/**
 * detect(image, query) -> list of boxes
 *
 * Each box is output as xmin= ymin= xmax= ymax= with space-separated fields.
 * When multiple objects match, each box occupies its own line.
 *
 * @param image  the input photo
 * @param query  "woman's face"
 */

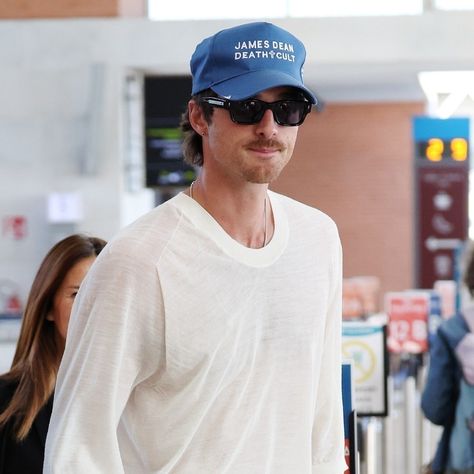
xmin=50 ymin=256 xmax=96 ymax=341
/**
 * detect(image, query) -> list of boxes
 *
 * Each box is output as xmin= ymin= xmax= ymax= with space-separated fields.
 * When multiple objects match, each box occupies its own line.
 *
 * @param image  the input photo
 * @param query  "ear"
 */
xmin=188 ymin=100 xmax=208 ymax=136
xmin=46 ymin=313 xmax=54 ymax=321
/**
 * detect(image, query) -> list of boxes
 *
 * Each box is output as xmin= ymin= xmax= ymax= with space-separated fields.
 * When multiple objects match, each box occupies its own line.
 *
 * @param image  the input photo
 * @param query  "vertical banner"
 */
xmin=413 ymin=117 xmax=469 ymax=289
xmin=342 ymin=362 xmax=359 ymax=473
xmin=342 ymin=361 xmax=353 ymax=474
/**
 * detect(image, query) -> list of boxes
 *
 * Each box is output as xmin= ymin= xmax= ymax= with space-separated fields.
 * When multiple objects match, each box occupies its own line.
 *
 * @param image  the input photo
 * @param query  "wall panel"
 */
xmin=272 ymin=102 xmax=425 ymax=302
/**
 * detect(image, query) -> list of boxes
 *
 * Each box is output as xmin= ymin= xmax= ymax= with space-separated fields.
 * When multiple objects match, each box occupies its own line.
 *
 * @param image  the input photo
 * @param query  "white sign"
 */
xmin=342 ymin=322 xmax=388 ymax=416
xmin=47 ymin=192 xmax=84 ymax=223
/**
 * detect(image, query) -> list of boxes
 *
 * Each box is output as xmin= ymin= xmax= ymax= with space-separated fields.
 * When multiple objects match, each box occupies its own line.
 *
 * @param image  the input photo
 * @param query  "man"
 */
xmin=44 ymin=21 xmax=346 ymax=473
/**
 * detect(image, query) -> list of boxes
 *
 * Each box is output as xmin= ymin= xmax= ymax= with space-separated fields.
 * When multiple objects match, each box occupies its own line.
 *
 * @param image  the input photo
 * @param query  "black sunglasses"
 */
xmin=199 ymin=97 xmax=312 ymax=126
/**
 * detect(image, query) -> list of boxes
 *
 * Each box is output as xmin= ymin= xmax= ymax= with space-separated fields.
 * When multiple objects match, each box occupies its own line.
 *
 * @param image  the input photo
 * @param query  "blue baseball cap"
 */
xmin=190 ymin=22 xmax=318 ymax=105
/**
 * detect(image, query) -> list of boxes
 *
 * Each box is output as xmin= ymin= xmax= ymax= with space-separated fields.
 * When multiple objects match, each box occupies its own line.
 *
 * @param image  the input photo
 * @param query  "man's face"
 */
xmin=202 ymin=86 xmax=301 ymax=185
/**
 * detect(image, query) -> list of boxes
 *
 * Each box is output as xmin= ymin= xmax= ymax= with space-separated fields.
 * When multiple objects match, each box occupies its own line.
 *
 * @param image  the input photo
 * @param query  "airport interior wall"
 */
xmin=1 ymin=9 xmax=473 ymax=306
xmin=273 ymin=101 xmax=424 ymax=299
xmin=1 ymin=6 xmax=474 ymax=474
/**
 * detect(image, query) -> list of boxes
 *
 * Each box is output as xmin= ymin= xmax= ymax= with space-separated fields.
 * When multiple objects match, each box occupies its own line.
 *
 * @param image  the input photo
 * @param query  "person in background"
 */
xmin=45 ymin=22 xmax=346 ymax=473
xmin=0 ymin=234 xmax=106 ymax=473
xmin=421 ymin=246 xmax=474 ymax=474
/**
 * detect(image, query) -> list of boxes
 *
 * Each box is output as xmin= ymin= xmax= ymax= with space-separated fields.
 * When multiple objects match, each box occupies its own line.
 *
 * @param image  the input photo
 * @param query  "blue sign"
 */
xmin=413 ymin=117 xmax=470 ymax=141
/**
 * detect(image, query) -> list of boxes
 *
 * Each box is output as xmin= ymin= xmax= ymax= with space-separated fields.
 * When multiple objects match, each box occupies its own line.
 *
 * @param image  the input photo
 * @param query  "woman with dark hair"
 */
xmin=0 ymin=233 xmax=106 ymax=473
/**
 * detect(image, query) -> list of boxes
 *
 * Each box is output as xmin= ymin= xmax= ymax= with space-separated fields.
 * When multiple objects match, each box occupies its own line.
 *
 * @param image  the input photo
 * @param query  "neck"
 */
xmin=189 ymin=178 xmax=272 ymax=249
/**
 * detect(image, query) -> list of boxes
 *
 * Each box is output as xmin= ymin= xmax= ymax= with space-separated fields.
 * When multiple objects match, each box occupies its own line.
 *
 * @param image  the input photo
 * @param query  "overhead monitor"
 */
xmin=144 ymin=75 xmax=197 ymax=187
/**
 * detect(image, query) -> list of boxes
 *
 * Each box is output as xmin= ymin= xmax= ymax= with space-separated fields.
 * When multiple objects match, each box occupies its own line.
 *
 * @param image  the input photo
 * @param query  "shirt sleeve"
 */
xmin=312 ymin=232 xmax=347 ymax=474
xmin=44 ymin=242 xmax=165 ymax=473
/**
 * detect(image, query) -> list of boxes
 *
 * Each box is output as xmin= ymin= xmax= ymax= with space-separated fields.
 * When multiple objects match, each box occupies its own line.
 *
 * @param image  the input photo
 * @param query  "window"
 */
xmin=289 ymin=0 xmax=422 ymax=17
xmin=148 ymin=0 xmax=423 ymax=21
xmin=433 ymin=0 xmax=474 ymax=10
xmin=148 ymin=1 xmax=288 ymax=21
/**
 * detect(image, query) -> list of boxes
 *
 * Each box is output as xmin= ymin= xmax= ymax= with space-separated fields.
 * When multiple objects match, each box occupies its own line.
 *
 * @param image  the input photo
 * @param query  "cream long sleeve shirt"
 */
xmin=44 ymin=191 xmax=346 ymax=474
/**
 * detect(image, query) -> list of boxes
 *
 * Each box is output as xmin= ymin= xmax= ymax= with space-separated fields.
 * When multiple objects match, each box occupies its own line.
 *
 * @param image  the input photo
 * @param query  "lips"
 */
xmin=252 ymin=147 xmax=278 ymax=153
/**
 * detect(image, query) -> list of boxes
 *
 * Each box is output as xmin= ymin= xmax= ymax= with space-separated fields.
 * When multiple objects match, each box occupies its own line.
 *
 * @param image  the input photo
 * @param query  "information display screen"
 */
xmin=144 ymin=76 xmax=197 ymax=187
xmin=416 ymin=137 xmax=468 ymax=163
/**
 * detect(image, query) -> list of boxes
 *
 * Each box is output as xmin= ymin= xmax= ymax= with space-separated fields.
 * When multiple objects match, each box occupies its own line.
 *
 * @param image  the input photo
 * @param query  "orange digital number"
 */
xmin=426 ymin=138 xmax=444 ymax=162
xmin=450 ymin=138 xmax=468 ymax=161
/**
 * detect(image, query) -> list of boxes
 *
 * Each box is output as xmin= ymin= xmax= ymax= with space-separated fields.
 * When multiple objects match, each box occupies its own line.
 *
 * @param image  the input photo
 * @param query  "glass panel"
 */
xmin=433 ymin=0 xmax=474 ymax=10
xmin=148 ymin=0 xmax=288 ymax=21
xmin=148 ymin=0 xmax=423 ymax=20
xmin=289 ymin=0 xmax=422 ymax=17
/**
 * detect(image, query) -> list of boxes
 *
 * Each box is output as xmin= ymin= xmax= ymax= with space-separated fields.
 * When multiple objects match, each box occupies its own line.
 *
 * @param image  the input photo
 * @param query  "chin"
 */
xmin=244 ymin=166 xmax=284 ymax=184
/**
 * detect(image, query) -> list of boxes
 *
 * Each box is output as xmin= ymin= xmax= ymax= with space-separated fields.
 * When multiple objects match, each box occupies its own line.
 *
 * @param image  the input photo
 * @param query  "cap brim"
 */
xmin=210 ymin=69 xmax=318 ymax=105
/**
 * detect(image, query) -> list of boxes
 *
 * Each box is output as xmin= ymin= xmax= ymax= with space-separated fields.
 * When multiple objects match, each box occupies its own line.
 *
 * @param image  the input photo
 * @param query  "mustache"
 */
xmin=246 ymin=139 xmax=285 ymax=150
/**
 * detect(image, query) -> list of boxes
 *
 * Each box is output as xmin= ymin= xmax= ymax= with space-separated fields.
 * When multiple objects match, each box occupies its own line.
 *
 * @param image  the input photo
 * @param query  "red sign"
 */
xmin=385 ymin=292 xmax=429 ymax=353
xmin=344 ymin=438 xmax=350 ymax=474
xmin=2 ymin=215 xmax=28 ymax=240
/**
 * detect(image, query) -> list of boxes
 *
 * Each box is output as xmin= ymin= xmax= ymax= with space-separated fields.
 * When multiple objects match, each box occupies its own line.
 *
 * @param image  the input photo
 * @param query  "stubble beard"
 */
xmin=242 ymin=162 xmax=286 ymax=184
xmin=241 ymin=139 xmax=291 ymax=184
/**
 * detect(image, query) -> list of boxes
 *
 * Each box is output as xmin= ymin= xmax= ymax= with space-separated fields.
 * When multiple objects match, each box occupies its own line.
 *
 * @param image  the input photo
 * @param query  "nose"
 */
xmin=255 ymin=109 xmax=278 ymax=138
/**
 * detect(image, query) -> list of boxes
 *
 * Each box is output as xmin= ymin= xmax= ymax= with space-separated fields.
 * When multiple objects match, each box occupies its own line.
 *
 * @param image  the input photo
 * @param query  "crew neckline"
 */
xmin=174 ymin=190 xmax=288 ymax=267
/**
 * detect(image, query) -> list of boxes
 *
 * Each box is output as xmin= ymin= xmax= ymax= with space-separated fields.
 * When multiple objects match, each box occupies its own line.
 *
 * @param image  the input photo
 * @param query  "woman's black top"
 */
xmin=0 ymin=379 xmax=53 ymax=474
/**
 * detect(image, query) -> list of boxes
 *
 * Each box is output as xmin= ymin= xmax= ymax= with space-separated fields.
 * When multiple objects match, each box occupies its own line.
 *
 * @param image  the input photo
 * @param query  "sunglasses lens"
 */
xmin=229 ymin=99 xmax=309 ymax=126
xmin=274 ymin=101 xmax=308 ymax=126
xmin=230 ymin=100 xmax=265 ymax=124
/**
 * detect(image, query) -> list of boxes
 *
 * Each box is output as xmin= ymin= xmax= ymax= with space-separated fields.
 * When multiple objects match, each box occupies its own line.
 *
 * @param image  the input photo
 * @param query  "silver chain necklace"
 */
xmin=189 ymin=180 xmax=267 ymax=248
